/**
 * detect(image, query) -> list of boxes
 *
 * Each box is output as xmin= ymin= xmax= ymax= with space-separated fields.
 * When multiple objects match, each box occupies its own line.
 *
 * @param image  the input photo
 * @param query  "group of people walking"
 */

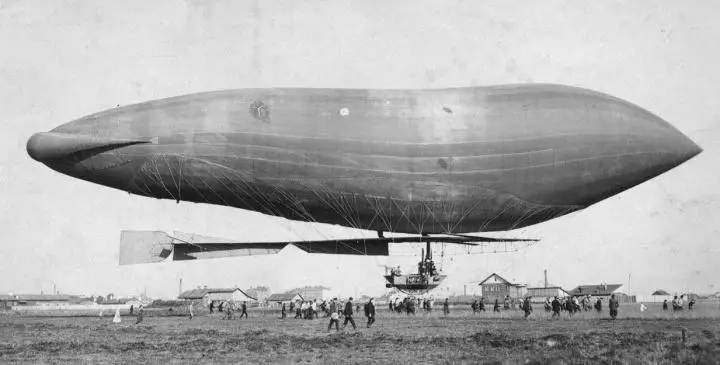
xmin=208 ymin=300 xmax=249 ymax=320
xmin=116 ymin=292 xmax=705 ymax=329
xmin=466 ymin=294 xmax=622 ymax=320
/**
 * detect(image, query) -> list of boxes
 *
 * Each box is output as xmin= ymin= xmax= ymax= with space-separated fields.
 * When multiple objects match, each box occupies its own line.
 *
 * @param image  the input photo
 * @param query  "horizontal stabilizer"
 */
xmin=170 ymin=231 xmax=243 ymax=244
xmin=119 ymin=230 xmax=537 ymax=265
xmin=444 ymin=234 xmax=539 ymax=243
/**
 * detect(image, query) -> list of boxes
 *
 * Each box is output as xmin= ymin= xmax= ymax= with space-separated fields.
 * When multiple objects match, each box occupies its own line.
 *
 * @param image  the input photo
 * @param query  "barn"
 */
xmin=478 ymin=273 xmax=527 ymax=303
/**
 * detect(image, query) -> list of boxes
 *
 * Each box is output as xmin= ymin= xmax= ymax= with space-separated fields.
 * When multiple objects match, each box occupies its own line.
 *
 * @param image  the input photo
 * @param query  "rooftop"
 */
xmin=267 ymin=293 xmax=302 ymax=302
xmin=0 ymin=294 xmax=73 ymax=301
xmin=567 ymin=284 xmax=623 ymax=296
xmin=179 ymin=288 xmax=245 ymax=300
xmin=478 ymin=273 xmax=524 ymax=286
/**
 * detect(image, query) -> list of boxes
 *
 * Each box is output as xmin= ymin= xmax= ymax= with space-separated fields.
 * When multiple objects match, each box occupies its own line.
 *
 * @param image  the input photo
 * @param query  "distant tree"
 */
xmin=106 ymin=293 xmax=115 ymax=301
xmin=96 ymin=296 xmax=105 ymax=303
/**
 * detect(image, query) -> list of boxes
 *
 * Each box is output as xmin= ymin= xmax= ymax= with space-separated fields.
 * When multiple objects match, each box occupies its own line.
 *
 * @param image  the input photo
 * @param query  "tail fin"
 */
xmin=119 ymin=231 xmax=174 ymax=265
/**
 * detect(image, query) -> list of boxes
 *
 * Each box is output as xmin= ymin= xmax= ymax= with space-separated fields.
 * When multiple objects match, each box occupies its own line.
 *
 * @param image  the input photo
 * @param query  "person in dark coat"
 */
xmin=239 ymin=301 xmax=248 ymax=319
xmin=443 ymin=298 xmax=450 ymax=316
xmin=523 ymin=296 xmax=533 ymax=319
xmin=281 ymin=303 xmax=287 ymax=319
xmin=405 ymin=297 xmax=416 ymax=315
xmin=551 ymin=297 xmax=561 ymax=318
xmin=609 ymin=294 xmax=619 ymax=320
xmin=365 ymin=298 xmax=376 ymax=328
xmin=493 ymin=299 xmax=501 ymax=313
xmin=343 ymin=297 xmax=357 ymax=330
xmin=662 ymin=299 xmax=668 ymax=311
xmin=135 ymin=305 xmax=144 ymax=324
xmin=209 ymin=301 xmax=214 ymax=313
xmin=595 ymin=298 xmax=602 ymax=313
xmin=478 ymin=298 xmax=485 ymax=312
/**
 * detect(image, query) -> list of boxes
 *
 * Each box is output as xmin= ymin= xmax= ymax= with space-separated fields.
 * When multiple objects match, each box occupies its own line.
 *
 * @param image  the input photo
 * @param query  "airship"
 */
xmin=26 ymin=84 xmax=702 ymax=265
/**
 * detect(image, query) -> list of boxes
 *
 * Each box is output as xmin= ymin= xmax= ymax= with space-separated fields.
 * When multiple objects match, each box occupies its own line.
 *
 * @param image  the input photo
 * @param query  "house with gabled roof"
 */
xmin=477 ymin=273 xmax=527 ymax=302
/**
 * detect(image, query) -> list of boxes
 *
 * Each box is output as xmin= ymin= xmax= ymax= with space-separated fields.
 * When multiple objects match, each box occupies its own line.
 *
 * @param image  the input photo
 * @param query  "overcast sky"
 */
xmin=1 ymin=0 xmax=718 ymax=299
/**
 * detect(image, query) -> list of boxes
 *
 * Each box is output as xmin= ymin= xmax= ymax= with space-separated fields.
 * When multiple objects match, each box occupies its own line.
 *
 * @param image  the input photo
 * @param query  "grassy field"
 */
xmin=1 ymin=304 xmax=720 ymax=364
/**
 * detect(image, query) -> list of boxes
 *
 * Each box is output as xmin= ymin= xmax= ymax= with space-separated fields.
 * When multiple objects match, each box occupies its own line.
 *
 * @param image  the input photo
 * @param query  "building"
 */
xmin=566 ymin=284 xmax=623 ymax=300
xmin=179 ymin=288 xmax=257 ymax=304
xmin=633 ymin=289 xmax=673 ymax=303
xmin=0 ymin=294 xmax=75 ymax=309
xmin=15 ymin=294 xmax=72 ymax=306
xmin=0 ymin=295 xmax=18 ymax=310
xmin=266 ymin=293 xmax=303 ymax=308
xmin=245 ymin=286 xmax=272 ymax=303
xmin=478 ymin=273 xmax=527 ymax=303
xmin=287 ymin=286 xmax=335 ymax=301
xmin=526 ymin=287 xmax=569 ymax=301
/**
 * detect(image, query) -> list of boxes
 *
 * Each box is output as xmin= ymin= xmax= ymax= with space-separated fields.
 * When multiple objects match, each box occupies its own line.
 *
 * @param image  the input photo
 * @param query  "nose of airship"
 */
xmin=26 ymin=132 xmax=58 ymax=162
xmin=26 ymin=132 xmax=87 ymax=162
xmin=27 ymin=131 xmax=151 ymax=163
xmin=684 ymin=138 xmax=703 ymax=160
xmin=659 ymin=127 xmax=703 ymax=168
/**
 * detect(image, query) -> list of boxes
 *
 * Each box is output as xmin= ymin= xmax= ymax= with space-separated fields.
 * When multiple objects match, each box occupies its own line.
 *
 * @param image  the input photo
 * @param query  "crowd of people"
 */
xmin=113 ymin=293 xmax=702 ymax=329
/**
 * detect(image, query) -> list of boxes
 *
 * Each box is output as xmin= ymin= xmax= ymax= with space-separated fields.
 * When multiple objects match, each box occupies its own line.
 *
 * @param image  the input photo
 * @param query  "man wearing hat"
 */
xmin=343 ymin=297 xmax=357 ymax=330
xmin=365 ymin=298 xmax=376 ymax=328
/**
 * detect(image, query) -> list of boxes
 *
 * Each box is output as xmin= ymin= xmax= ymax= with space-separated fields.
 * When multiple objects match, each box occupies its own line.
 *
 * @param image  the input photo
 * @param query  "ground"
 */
xmin=2 ymin=304 xmax=720 ymax=364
